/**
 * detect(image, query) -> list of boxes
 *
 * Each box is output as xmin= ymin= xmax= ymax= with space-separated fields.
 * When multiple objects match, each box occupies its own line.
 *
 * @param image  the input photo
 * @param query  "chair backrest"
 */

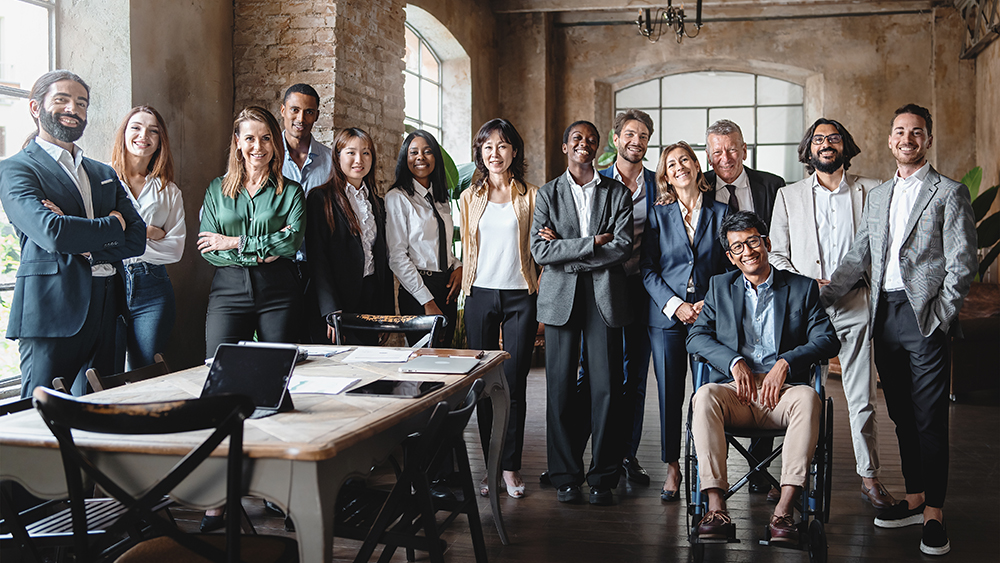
xmin=32 ymin=387 xmax=254 ymax=563
xmin=86 ymin=353 xmax=171 ymax=393
xmin=328 ymin=312 xmax=447 ymax=347
xmin=404 ymin=379 xmax=484 ymax=470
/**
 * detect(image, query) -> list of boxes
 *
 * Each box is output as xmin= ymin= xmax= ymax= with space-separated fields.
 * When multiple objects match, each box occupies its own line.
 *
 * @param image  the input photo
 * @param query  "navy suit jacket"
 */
xmin=706 ymin=166 xmax=785 ymax=228
xmin=640 ymin=193 xmax=731 ymax=330
xmin=0 ymin=140 xmax=146 ymax=339
xmin=686 ymin=268 xmax=839 ymax=385
xmin=598 ymin=165 xmax=656 ymax=323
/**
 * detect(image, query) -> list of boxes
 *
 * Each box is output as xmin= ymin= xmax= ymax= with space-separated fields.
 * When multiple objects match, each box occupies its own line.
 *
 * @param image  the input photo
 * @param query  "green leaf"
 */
xmin=403 ymin=123 xmax=417 ymax=135
xmin=596 ymin=152 xmax=617 ymax=169
xmin=976 ymin=212 xmax=1000 ymax=249
xmin=961 ymin=166 xmax=983 ymax=201
xmin=440 ymin=147 xmax=459 ymax=198
xmin=979 ymin=243 xmax=1000 ymax=280
xmin=456 ymin=162 xmax=477 ymax=194
xmin=971 ymin=185 xmax=999 ymax=223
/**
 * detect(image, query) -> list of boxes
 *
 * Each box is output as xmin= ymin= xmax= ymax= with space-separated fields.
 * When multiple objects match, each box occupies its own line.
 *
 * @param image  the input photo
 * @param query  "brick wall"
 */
xmin=233 ymin=0 xmax=406 ymax=192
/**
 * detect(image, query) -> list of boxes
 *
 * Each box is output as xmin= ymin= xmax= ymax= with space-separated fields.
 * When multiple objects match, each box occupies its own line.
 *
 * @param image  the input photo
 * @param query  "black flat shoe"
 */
xmin=199 ymin=513 xmax=225 ymax=532
xmin=661 ymin=474 xmax=682 ymax=502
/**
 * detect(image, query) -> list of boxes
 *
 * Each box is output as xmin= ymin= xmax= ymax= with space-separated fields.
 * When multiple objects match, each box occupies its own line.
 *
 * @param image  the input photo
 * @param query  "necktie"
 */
xmin=725 ymin=184 xmax=740 ymax=214
xmin=425 ymin=192 xmax=448 ymax=272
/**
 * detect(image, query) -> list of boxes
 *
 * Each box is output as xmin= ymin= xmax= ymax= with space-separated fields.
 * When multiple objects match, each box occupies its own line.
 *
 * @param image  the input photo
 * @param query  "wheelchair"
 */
xmin=684 ymin=355 xmax=833 ymax=563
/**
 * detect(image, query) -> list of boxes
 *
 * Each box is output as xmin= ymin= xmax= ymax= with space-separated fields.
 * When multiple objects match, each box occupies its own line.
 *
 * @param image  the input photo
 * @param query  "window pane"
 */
xmin=757 ymin=145 xmax=804 ymax=182
xmin=0 ymin=94 xmax=34 ymax=159
xmin=757 ymin=76 xmax=803 ymax=105
xmin=757 ymin=106 xmax=803 ymax=144
xmin=420 ymin=78 xmax=439 ymax=127
xmin=616 ymin=79 xmax=658 ymax=110
xmin=420 ymin=42 xmax=439 ymax=82
xmin=0 ymin=0 xmax=49 ymax=88
xmin=404 ymin=71 xmax=419 ymax=121
xmin=660 ymin=108 xmax=707 ymax=147
xmin=662 ymin=72 xmax=755 ymax=108
xmin=709 ymin=107 xmax=755 ymax=143
xmin=643 ymin=146 xmax=660 ymax=171
xmin=404 ymin=26 xmax=419 ymax=73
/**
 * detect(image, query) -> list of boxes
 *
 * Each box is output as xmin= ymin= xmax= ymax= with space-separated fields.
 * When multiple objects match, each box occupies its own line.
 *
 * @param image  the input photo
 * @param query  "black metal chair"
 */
xmin=334 ymin=379 xmax=488 ymax=563
xmin=32 ymin=387 xmax=298 ymax=563
xmin=684 ymin=355 xmax=832 ymax=563
xmin=327 ymin=312 xmax=446 ymax=347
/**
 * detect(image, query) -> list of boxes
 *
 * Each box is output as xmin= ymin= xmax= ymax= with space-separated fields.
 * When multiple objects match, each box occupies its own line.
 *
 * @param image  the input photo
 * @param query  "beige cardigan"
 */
xmin=459 ymin=178 xmax=539 ymax=295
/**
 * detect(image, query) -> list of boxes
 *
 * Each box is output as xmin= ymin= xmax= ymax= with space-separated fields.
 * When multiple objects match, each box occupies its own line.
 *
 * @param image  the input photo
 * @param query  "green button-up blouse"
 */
xmin=199 ymin=174 xmax=305 ymax=267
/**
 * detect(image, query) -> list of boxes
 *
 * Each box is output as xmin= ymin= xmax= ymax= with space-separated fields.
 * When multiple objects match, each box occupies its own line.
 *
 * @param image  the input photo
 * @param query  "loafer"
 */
xmin=539 ymin=471 xmax=552 ymax=486
xmin=622 ymin=456 xmax=650 ymax=486
xmin=696 ymin=510 xmax=733 ymax=539
xmin=768 ymin=513 xmax=799 ymax=543
xmin=429 ymin=479 xmax=457 ymax=501
xmin=766 ymin=486 xmax=781 ymax=503
xmin=920 ymin=519 xmax=951 ymax=556
xmin=874 ymin=500 xmax=925 ymax=528
xmin=557 ymin=484 xmax=582 ymax=504
xmin=861 ymin=482 xmax=896 ymax=510
xmin=199 ymin=513 xmax=225 ymax=533
xmin=589 ymin=486 xmax=613 ymax=505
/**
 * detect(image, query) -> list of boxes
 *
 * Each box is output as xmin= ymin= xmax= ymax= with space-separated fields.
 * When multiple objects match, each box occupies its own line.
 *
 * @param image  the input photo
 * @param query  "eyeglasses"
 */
xmin=811 ymin=134 xmax=843 ymax=145
xmin=727 ymin=235 xmax=767 ymax=255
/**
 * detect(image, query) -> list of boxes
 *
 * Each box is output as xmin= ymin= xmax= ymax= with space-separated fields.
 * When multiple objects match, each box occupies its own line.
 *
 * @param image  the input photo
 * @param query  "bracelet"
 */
xmin=238 ymin=234 xmax=246 ymax=253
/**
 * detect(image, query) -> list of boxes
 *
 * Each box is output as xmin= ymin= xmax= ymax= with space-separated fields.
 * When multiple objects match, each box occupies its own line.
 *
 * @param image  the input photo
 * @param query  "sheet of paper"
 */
xmin=341 ymin=347 xmax=413 ymax=363
xmin=287 ymin=375 xmax=360 ymax=395
xmin=298 ymin=345 xmax=352 ymax=357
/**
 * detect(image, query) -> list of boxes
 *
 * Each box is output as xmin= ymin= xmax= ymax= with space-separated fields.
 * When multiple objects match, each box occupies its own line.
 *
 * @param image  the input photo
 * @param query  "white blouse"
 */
xmin=346 ymin=182 xmax=377 ymax=277
xmin=122 ymin=176 xmax=186 ymax=265
xmin=473 ymin=201 xmax=528 ymax=290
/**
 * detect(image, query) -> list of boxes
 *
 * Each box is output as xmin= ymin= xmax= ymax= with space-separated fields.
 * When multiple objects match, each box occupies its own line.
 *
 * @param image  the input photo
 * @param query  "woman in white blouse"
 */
xmin=385 ymin=130 xmax=462 ymax=346
xmin=460 ymin=119 xmax=538 ymax=498
xmin=109 ymin=106 xmax=186 ymax=370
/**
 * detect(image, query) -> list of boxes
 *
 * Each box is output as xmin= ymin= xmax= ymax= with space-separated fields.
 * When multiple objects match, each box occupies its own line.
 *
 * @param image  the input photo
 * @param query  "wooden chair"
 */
xmin=31 ymin=387 xmax=298 ymax=563
xmin=327 ymin=312 xmax=446 ymax=347
xmin=335 ymin=379 xmax=488 ymax=563
xmin=87 ymin=353 xmax=171 ymax=393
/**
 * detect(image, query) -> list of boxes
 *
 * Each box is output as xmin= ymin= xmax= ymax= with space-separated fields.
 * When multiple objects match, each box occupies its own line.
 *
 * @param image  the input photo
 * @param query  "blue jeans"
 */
xmin=116 ymin=263 xmax=176 ymax=371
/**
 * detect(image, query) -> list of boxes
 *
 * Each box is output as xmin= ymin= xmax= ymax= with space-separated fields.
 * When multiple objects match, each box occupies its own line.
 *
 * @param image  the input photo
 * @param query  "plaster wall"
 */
xmin=129 ymin=0 xmax=234 ymax=368
xmin=504 ymin=7 xmax=977 ymax=184
xmin=975 ymin=37 xmax=1000 ymax=282
xmin=57 ymin=0 xmax=131 ymax=163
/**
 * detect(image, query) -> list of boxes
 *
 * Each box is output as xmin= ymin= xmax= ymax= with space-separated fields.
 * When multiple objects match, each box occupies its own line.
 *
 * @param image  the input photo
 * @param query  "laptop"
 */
xmin=397 ymin=355 xmax=480 ymax=375
xmin=201 ymin=343 xmax=297 ymax=419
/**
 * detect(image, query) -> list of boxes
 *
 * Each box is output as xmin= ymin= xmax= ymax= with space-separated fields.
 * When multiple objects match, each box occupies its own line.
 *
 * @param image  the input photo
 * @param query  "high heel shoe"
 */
xmin=504 ymin=471 xmax=525 ymax=499
xmin=200 ymin=512 xmax=225 ymax=532
xmin=661 ymin=474 xmax=682 ymax=502
xmin=480 ymin=477 xmax=490 ymax=498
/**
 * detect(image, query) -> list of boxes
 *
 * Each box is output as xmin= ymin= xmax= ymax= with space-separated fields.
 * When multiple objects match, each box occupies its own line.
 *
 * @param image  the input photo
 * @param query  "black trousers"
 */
xmin=205 ymin=259 xmax=303 ymax=357
xmin=465 ymin=286 xmax=538 ymax=472
xmin=397 ymin=270 xmax=457 ymax=347
xmin=545 ymin=273 xmax=625 ymax=489
xmin=875 ymin=290 xmax=950 ymax=508
xmin=19 ymin=275 xmax=119 ymax=397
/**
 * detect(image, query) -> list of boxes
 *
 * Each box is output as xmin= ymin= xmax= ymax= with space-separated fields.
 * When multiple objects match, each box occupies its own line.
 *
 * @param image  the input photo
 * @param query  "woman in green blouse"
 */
xmin=198 ymin=106 xmax=305 ymax=359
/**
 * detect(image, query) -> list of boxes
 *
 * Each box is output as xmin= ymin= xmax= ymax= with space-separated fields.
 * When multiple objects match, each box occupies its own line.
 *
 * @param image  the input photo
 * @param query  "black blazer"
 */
xmin=305 ymin=187 xmax=393 ymax=318
xmin=686 ymin=268 xmax=839 ymax=385
xmin=705 ymin=166 xmax=786 ymax=228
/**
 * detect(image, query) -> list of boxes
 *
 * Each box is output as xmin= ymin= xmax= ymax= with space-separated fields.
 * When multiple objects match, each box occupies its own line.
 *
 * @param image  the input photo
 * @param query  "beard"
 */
xmin=39 ymin=108 xmax=87 ymax=143
xmin=811 ymin=148 xmax=844 ymax=174
xmin=617 ymin=144 xmax=646 ymax=164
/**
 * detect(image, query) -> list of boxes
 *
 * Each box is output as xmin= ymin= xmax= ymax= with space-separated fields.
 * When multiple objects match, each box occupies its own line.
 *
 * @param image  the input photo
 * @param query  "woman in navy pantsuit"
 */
xmin=640 ymin=141 xmax=730 ymax=501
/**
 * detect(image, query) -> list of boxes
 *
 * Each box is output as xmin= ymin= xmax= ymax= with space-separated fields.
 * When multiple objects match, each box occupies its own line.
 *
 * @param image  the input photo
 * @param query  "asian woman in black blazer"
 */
xmin=306 ymin=127 xmax=393 ymax=344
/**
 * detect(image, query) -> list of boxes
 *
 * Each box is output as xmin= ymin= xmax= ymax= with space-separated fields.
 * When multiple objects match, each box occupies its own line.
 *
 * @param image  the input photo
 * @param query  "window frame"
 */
xmin=403 ymin=21 xmax=444 ymax=144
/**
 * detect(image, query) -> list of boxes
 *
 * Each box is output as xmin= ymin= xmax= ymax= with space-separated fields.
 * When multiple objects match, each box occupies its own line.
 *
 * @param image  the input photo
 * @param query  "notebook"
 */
xmin=201 ymin=343 xmax=297 ymax=419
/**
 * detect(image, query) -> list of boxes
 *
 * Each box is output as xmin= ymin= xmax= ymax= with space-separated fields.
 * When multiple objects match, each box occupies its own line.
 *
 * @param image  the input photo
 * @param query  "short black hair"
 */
xmin=796 ymin=118 xmax=862 ymax=173
xmin=562 ymin=120 xmax=599 ymax=144
xmin=718 ymin=210 xmax=768 ymax=250
xmin=892 ymin=103 xmax=932 ymax=136
xmin=283 ymin=83 xmax=320 ymax=105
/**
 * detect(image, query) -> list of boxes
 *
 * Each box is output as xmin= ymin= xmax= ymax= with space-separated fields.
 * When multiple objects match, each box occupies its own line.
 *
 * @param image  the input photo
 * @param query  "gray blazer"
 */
xmin=530 ymin=172 xmax=633 ymax=328
xmin=821 ymin=165 xmax=977 ymax=336
xmin=770 ymin=172 xmax=881 ymax=280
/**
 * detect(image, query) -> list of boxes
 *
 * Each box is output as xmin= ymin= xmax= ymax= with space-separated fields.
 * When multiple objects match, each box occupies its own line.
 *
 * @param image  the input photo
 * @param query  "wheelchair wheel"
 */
xmin=808 ymin=519 xmax=827 ymax=563
xmin=823 ymin=398 xmax=834 ymax=523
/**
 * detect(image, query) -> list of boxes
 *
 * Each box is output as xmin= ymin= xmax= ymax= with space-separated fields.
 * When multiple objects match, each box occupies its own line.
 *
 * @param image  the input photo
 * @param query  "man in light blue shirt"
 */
xmin=280 ymin=83 xmax=333 ymax=196
xmin=686 ymin=211 xmax=839 ymax=544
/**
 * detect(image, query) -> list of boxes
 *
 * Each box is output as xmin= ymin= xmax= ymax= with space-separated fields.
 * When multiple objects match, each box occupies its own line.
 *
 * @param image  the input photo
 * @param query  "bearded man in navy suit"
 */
xmin=0 ymin=70 xmax=146 ymax=397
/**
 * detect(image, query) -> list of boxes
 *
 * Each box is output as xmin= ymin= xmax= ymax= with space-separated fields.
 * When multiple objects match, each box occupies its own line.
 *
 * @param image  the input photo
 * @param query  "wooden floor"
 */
xmin=172 ymin=366 xmax=1000 ymax=562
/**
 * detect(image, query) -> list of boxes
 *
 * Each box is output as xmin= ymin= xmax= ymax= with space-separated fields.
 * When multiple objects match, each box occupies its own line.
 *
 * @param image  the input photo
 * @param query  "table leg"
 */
xmin=480 ymin=364 xmax=510 ymax=545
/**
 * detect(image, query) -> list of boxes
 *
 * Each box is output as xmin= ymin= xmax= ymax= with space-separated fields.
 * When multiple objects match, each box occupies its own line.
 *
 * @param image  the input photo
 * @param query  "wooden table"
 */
xmin=0 ymin=348 xmax=511 ymax=562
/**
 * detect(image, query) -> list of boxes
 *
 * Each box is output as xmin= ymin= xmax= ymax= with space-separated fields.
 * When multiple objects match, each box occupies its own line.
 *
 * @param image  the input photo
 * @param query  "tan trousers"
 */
xmin=691 ymin=376 xmax=821 ymax=491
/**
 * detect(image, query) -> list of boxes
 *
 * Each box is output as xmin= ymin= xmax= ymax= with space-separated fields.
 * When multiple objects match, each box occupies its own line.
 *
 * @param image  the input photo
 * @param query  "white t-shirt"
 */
xmin=472 ymin=201 xmax=528 ymax=290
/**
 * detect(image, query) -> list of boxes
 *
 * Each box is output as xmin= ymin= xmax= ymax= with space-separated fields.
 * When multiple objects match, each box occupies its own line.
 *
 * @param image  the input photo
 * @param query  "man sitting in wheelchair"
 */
xmin=686 ymin=211 xmax=839 ymax=543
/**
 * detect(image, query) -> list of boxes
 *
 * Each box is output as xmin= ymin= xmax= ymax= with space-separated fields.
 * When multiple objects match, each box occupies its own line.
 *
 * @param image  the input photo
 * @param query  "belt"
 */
xmin=417 ymin=269 xmax=446 ymax=277
xmin=850 ymin=279 xmax=867 ymax=292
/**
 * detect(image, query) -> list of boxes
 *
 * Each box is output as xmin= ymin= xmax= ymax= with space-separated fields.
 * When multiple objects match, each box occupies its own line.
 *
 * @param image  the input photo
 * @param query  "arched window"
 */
xmin=403 ymin=22 xmax=443 ymax=143
xmin=615 ymin=71 xmax=805 ymax=182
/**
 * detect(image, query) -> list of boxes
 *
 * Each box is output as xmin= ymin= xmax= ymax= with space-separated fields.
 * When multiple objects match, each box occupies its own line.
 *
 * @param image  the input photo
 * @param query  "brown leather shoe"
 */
xmin=766 ymin=486 xmax=781 ymax=503
xmin=696 ymin=510 xmax=733 ymax=539
xmin=861 ymin=482 xmax=896 ymax=510
xmin=768 ymin=513 xmax=799 ymax=543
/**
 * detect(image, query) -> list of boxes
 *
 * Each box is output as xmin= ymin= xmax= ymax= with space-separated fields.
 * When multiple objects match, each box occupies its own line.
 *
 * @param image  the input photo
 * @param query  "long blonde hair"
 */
xmin=110 ymin=106 xmax=175 ymax=190
xmin=654 ymin=141 xmax=711 ymax=205
xmin=221 ymin=106 xmax=285 ymax=199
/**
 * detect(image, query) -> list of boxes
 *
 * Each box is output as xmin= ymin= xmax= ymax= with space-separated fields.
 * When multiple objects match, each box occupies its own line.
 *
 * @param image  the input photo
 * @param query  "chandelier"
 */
xmin=636 ymin=1 xmax=703 ymax=43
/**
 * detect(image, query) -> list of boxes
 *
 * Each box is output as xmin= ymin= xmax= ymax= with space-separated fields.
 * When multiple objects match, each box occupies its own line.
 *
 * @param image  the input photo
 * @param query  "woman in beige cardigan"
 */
xmin=460 ymin=119 xmax=539 ymax=499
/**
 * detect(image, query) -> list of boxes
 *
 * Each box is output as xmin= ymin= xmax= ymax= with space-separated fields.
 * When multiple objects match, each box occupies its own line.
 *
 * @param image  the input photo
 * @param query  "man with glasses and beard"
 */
xmin=0 ymin=70 xmax=145 ymax=397
xmin=768 ymin=119 xmax=891 ymax=510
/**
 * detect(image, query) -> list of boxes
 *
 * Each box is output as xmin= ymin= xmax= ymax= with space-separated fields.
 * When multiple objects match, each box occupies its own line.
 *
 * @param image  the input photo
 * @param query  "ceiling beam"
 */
xmin=492 ymin=0 xmax=937 ymax=15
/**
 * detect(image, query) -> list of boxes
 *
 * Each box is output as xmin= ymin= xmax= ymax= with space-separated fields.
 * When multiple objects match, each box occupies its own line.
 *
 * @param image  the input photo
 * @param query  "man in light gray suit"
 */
xmin=770 ymin=118 xmax=891 ymax=510
xmin=531 ymin=120 xmax=633 ymax=506
xmin=822 ymin=104 xmax=977 ymax=556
